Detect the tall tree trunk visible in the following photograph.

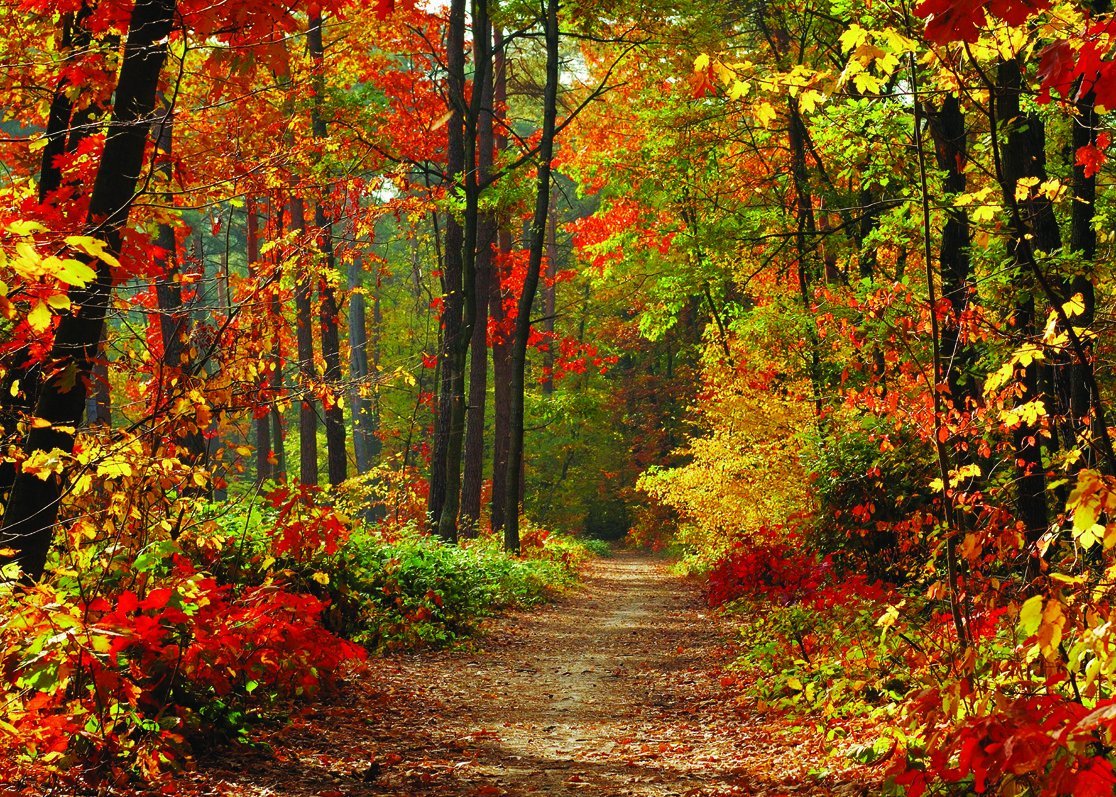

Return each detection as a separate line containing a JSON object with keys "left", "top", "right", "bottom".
{"left": 428, "top": 0, "right": 468, "bottom": 536}
{"left": 308, "top": 12, "right": 347, "bottom": 487}
{"left": 787, "top": 98, "right": 824, "bottom": 421}
{"left": 1070, "top": 85, "right": 1100, "bottom": 469}
{"left": 995, "top": 58, "right": 1061, "bottom": 571}
{"left": 268, "top": 197, "right": 287, "bottom": 481}
{"left": 433, "top": 0, "right": 491, "bottom": 541}
{"left": 0, "top": 0, "right": 177, "bottom": 581}
{"left": 152, "top": 98, "right": 207, "bottom": 487}
{"left": 489, "top": 28, "right": 514, "bottom": 535}
{"left": 541, "top": 193, "right": 558, "bottom": 395}
{"left": 247, "top": 198, "right": 273, "bottom": 486}
{"left": 291, "top": 198, "right": 319, "bottom": 487}
{"left": 928, "top": 95, "right": 977, "bottom": 419}
{"left": 349, "top": 253, "right": 375, "bottom": 476}
{"left": 1, "top": 5, "right": 96, "bottom": 497}
{"left": 503, "top": 0, "right": 559, "bottom": 553}
{"left": 458, "top": 4, "right": 496, "bottom": 537}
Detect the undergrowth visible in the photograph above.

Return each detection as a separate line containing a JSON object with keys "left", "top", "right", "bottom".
{"left": 0, "top": 488, "right": 598, "bottom": 790}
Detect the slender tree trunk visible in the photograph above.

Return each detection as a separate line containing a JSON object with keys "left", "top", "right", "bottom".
{"left": 246, "top": 198, "right": 273, "bottom": 485}
{"left": 461, "top": 33, "right": 496, "bottom": 533}
{"left": 1, "top": 5, "right": 96, "bottom": 496}
{"left": 429, "top": 0, "right": 470, "bottom": 540}
{"left": 541, "top": 193, "right": 558, "bottom": 395}
{"left": 1070, "top": 86, "right": 1099, "bottom": 469}
{"left": 787, "top": 98, "right": 824, "bottom": 421}
{"left": 0, "top": 0, "right": 177, "bottom": 581}
{"left": 291, "top": 198, "right": 319, "bottom": 487}
{"left": 996, "top": 58, "right": 1060, "bottom": 570}
{"left": 928, "top": 95, "right": 976, "bottom": 417}
{"left": 503, "top": 0, "right": 559, "bottom": 553}
{"left": 152, "top": 98, "right": 207, "bottom": 486}
{"left": 268, "top": 197, "right": 287, "bottom": 481}
{"left": 458, "top": 4, "right": 496, "bottom": 537}
{"left": 308, "top": 13, "right": 347, "bottom": 487}
{"left": 489, "top": 28, "right": 514, "bottom": 535}
{"left": 349, "top": 253, "right": 374, "bottom": 476}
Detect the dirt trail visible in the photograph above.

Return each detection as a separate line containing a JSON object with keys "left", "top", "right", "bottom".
{"left": 189, "top": 554, "right": 870, "bottom": 797}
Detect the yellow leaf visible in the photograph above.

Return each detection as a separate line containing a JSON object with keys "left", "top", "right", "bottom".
{"left": 839, "top": 24, "right": 868, "bottom": 53}
{"left": 728, "top": 80, "right": 749, "bottom": 100}
{"left": 852, "top": 72, "right": 881, "bottom": 94}
{"left": 45, "top": 294, "right": 70, "bottom": 311}
{"left": 972, "top": 204, "right": 1001, "bottom": 223}
{"left": 1019, "top": 595, "right": 1044, "bottom": 635}
{"left": 27, "top": 300, "right": 51, "bottom": 332}
{"left": 97, "top": 459, "right": 133, "bottom": 479}
{"left": 693, "top": 53, "right": 710, "bottom": 72}
{"left": 1063, "top": 293, "right": 1086, "bottom": 318}
{"left": 53, "top": 258, "right": 97, "bottom": 288}
{"left": 21, "top": 449, "right": 65, "bottom": 480}
{"left": 798, "top": 89, "right": 824, "bottom": 114}
{"left": 310, "top": 571, "right": 330, "bottom": 585}
{"left": 6, "top": 220, "right": 44, "bottom": 236}
{"left": 65, "top": 236, "right": 120, "bottom": 268}
{"left": 753, "top": 101, "right": 777, "bottom": 128}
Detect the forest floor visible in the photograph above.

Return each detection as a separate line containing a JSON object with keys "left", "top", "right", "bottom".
{"left": 183, "top": 553, "right": 877, "bottom": 797}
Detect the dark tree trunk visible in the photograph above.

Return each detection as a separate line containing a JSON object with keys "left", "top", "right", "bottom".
{"left": 268, "top": 198, "right": 287, "bottom": 481}
{"left": 927, "top": 95, "right": 977, "bottom": 417}
{"left": 996, "top": 58, "right": 1061, "bottom": 568}
{"left": 461, "top": 28, "right": 496, "bottom": 533}
{"left": 1, "top": 5, "right": 97, "bottom": 497}
{"left": 455, "top": 2, "right": 496, "bottom": 537}
{"left": 429, "top": 0, "right": 470, "bottom": 540}
{"left": 152, "top": 99, "right": 207, "bottom": 486}
{"left": 291, "top": 198, "right": 319, "bottom": 487}
{"left": 489, "top": 29, "right": 514, "bottom": 535}
{"left": 308, "top": 12, "right": 347, "bottom": 487}
{"left": 1070, "top": 86, "right": 1099, "bottom": 468}
{"left": 503, "top": 0, "right": 559, "bottom": 553}
{"left": 787, "top": 98, "right": 824, "bottom": 421}
{"left": 541, "top": 193, "right": 558, "bottom": 395}
{"left": 349, "top": 254, "right": 375, "bottom": 476}
{"left": 247, "top": 198, "right": 273, "bottom": 486}
{"left": 0, "top": 0, "right": 177, "bottom": 581}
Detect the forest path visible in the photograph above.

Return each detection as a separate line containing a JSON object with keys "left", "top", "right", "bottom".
{"left": 188, "top": 554, "right": 869, "bottom": 797}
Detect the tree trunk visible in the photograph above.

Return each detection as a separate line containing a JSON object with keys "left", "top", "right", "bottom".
{"left": 349, "top": 254, "right": 375, "bottom": 476}
{"left": 456, "top": 1, "right": 496, "bottom": 537}
{"left": 787, "top": 98, "right": 824, "bottom": 421}
{"left": 503, "top": 0, "right": 559, "bottom": 553}
{"left": 247, "top": 198, "right": 273, "bottom": 486}
{"left": 541, "top": 192, "right": 558, "bottom": 395}
{"left": 152, "top": 98, "right": 207, "bottom": 487}
{"left": 308, "top": 12, "right": 347, "bottom": 488}
{"left": 0, "top": 0, "right": 177, "bottom": 581}
{"left": 489, "top": 28, "right": 514, "bottom": 536}
{"left": 291, "top": 198, "right": 320, "bottom": 487}
{"left": 996, "top": 58, "right": 1060, "bottom": 569}
{"left": 429, "top": 0, "right": 470, "bottom": 541}
{"left": 927, "top": 95, "right": 976, "bottom": 417}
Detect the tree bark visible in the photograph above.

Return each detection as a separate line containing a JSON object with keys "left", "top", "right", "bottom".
{"left": 0, "top": 0, "right": 177, "bottom": 581}
{"left": 152, "top": 98, "right": 207, "bottom": 488}
{"left": 246, "top": 198, "right": 273, "bottom": 486}
{"left": 308, "top": 12, "right": 347, "bottom": 487}
{"left": 995, "top": 58, "right": 1060, "bottom": 569}
{"left": 291, "top": 198, "right": 320, "bottom": 487}
{"left": 489, "top": 28, "right": 514, "bottom": 536}
{"left": 503, "top": 0, "right": 559, "bottom": 553}
{"left": 428, "top": 0, "right": 468, "bottom": 537}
